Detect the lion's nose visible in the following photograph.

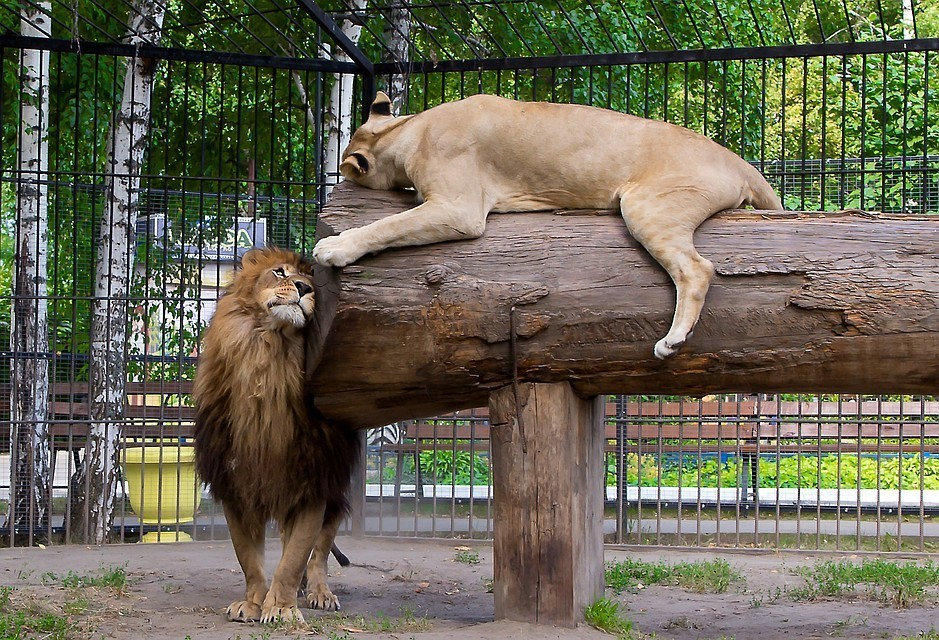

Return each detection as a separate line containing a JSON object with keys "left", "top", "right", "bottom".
{"left": 294, "top": 280, "right": 313, "bottom": 297}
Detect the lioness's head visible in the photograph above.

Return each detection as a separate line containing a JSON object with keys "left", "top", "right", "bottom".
{"left": 230, "top": 247, "right": 315, "bottom": 330}
{"left": 339, "top": 91, "right": 414, "bottom": 190}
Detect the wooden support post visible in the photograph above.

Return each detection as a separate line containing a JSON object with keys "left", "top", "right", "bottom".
{"left": 489, "top": 382, "right": 605, "bottom": 627}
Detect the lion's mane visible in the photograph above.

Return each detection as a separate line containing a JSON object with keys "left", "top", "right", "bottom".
{"left": 193, "top": 247, "right": 357, "bottom": 532}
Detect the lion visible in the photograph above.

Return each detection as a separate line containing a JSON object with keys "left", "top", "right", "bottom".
{"left": 193, "top": 247, "right": 358, "bottom": 623}
{"left": 312, "top": 92, "right": 783, "bottom": 359}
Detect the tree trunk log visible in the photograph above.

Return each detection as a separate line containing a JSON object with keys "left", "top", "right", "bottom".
{"left": 308, "top": 182, "right": 939, "bottom": 430}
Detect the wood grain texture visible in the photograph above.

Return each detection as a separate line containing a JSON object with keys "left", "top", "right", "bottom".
{"left": 308, "top": 181, "right": 939, "bottom": 429}
{"left": 490, "top": 383, "right": 605, "bottom": 627}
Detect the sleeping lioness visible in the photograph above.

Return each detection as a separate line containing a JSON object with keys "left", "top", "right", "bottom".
{"left": 312, "top": 92, "right": 783, "bottom": 358}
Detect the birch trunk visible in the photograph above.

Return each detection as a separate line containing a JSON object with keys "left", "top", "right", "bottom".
{"left": 903, "top": 0, "right": 915, "bottom": 39}
{"left": 70, "top": 0, "right": 165, "bottom": 544}
{"left": 6, "top": 2, "right": 52, "bottom": 541}
{"left": 323, "top": 0, "right": 366, "bottom": 197}
{"left": 381, "top": 1, "right": 410, "bottom": 114}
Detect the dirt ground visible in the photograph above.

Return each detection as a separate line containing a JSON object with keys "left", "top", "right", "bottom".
{"left": 2, "top": 537, "right": 939, "bottom": 640}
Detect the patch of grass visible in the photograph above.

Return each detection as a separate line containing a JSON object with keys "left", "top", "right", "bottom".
{"left": 749, "top": 586, "right": 785, "bottom": 608}
{"left": 230, "top": 632, "right": 272, "bottom": 640}
{"left": 584, "top": 598, "right": 634, "bottom": 637}
{"left": 663, "top": 615, "right": 698, "bottom": 629}
{"left": 791, "top": 559, "right": 939, "bottom": 608}
{"left": 303, "top": 607, "right": 432, "bottom": 635}
{"left": 63, "top": 594, "right": 90, "bottom": 615}
{"left": 41, "top": 565, "right": 129, "bottom": 595}
{"left": 454, "top": 548, "right": 481, "bottom": 565}
{"left": 892, "top": 631, "right": 939, "bottom": 640}
{"left": 605, "top": 557, "right": 743, "bottom": 594}
{"left": 0, "top": 589, "right": 74, "bottom": 640}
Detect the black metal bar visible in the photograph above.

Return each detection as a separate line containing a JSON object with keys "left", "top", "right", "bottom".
{"left": 361, "top": 70, "right": 375, "bottom": 123}
{"left": 0, "top": 35, "right": 357, "bottom": 73}
{"left": 374, "top": 37, "right": 939, "bottom": 74}
{"left": 294, "top": 0, "right": 374, "bottom": 73}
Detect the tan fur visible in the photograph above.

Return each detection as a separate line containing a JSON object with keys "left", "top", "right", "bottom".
{"left": 193, "top": 247, "right": 357, "bottom": 623}
{"left": 313, "top": 92, "right": 783, "bottom": 358}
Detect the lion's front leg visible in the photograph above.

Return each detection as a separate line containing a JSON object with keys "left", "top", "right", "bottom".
{"left": 260, "top": 502, "right": 326, "bottom": 624}
{"left": 223, "top": 503, "right": 267, "bottom": 622}
{"left": 304, "top": 507, "right": 343, "bottom": 611}
{"left": 312, "top": 197, "right": 487, "bottom": 267}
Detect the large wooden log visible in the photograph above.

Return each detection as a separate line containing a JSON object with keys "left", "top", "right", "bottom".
{"left": 308, "top": 181, "right": 939, "bottom": 430}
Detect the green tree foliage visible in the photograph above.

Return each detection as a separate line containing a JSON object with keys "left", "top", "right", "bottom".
{"left": 2, "top": 0, "right": 938, "bottom": 379}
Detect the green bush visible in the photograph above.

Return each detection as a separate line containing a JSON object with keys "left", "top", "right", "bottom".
{"left": 606, "top": 452, "right": 939, "bottom": 491}
{"left": 419, "top": 449, "right": 491, "bottom": 485}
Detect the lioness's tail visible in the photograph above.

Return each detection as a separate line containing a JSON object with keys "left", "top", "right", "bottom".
{"left": 743, "top": 165, "right": 783, "bottom": 211}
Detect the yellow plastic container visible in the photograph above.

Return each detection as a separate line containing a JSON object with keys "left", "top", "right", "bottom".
{"left": 122, "top": 445, "right": 202, "bottom": 543}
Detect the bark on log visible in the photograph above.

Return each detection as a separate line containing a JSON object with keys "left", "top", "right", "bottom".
{"left": 307, "top": 182, "right": 939, "bottom": 430}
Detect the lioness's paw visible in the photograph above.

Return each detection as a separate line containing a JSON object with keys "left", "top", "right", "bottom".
{"left": 312, "top": 235, "right": 362, "bottom": 268}
{"left": 226, "top": 600, "right": 262, "bottom": 622}
{"left": 260, "top": 605, "right": 305, "bottom": 625}
{"left": 653, "top": 336, "right": 684, "bottom": 359}
{"left": 306, "top": 585, "right": 341, "bottom": 611}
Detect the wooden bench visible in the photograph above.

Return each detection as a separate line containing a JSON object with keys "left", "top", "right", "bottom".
{"left": 0, "top": 381, "right": 195, "bottom": 450}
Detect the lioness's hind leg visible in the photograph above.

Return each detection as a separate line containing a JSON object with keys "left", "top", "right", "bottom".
{"left": 619, "top": 190, "right": 716, "bottom": 359}
{"left": 260, "top": 502, "right": 326, "bottom": 624}
{"left": 223, "top": 504, "right": 267, "bottom": 622}
{"left": 304, "top": 506, "right": 344, "bottom": 611}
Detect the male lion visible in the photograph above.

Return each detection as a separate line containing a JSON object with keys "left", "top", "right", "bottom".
{"left": 313, "top": 92, "right": 783, "bottom": 358}
{"left": 193, "top": 247, "right": 358, "bottom": 623}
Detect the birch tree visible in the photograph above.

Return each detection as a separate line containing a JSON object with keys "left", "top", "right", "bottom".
{"left": 6, "top": 1, "right": 52, "bottom": 540}
{"left": 69, "top": 0, "right": 165, "bottom": 544}
{"left": 323, "top": 0, "right": 367, "bottom": 197}
{"left": 382, "top": 0, "right": 410, "bottom": 114}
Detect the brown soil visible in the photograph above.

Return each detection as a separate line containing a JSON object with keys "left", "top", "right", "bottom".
{"left": 2, "top": 537, "right": 938, "bottom": 639}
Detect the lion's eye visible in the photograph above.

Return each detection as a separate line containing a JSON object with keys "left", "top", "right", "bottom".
{"left": 272, "top": 268, "right": 286, "bottom": 278}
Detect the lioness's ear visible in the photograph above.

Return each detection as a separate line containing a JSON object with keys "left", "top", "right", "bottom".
{"left": 340, "top": 151, "right": 372, "bottom": 179}
{"left": 367, "top": 91, "right": 393, "bottom": 121}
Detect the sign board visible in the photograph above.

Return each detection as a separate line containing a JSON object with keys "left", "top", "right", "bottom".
{"left": 140, "top": 215, "right": 267, "bottom": 260}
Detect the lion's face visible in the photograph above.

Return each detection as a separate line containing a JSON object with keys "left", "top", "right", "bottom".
{"left": 234, "top": 248, "right": 315, "bottom": 329}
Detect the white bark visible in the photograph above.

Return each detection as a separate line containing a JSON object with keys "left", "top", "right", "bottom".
{"left": 382, "top": 1, "right": 410, "bottom": 114}
{"left": 73, "top": 0, "right": 165, "bottom": 545}
{"left": 323, "top": 0, "right": 367, "bottom": 198}
{"left": 291, "top": 69, "right": 318, "bottom": 129}
{"left": 6, "top": 1, "right": 52, "bottom": 537}
{"left": 902, "top": 0, "right": 915, "bottom": 39}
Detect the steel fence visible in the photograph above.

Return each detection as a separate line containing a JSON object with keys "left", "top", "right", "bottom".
{"left": 1, "top": 0, "right": 938, "bottom": 549}
{"left": 6, "top": 394, "right": 939, "bottom": 552}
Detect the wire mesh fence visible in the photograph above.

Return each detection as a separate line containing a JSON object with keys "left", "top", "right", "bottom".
{"left": 6, "top": 394, "right": 939, "bottom": 551}
{"left": 1, "top": 0, "right": 938, "bottom": 549}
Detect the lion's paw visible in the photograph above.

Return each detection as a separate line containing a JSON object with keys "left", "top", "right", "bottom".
{"left": 311, "top": 235, "right": 362, "bottom": 268}
{"left": 260, "top": 605, "right": 305, "bottom": 625}
{"left": 306, "top": 585, "right": 341, "bottom": 611}
{"left": 226, "top": 600, "right": 262, "bottom": 622}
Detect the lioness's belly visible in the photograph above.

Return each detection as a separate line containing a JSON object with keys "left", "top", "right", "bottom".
{"left": 491, "top": 187, "right": 620, "bottom": 213}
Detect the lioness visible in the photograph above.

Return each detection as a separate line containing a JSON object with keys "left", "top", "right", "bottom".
{"left": 193, "top": 247, "right": 358, "bottom": 623}
{"left": 312, "top": 92, "right": 783, "bottom": 358}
